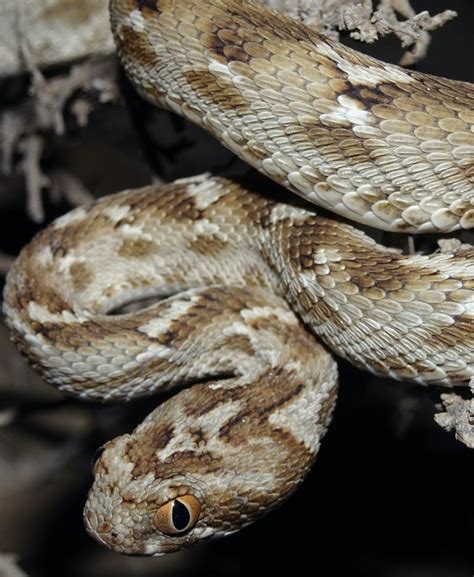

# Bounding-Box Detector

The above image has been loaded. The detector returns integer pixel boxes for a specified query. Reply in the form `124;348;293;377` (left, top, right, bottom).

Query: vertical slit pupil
172;499;191;531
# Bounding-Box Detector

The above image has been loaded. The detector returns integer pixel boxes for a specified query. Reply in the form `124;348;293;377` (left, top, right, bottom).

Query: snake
2;0;473;557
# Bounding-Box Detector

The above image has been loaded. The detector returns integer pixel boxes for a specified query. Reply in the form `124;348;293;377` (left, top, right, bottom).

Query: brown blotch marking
112;186;205;224
16;282;70;315
340;82;393;107
161;450;221;474
211;6;390;167
69;261;93;291
128;434;222;477
171;192;206;221
185;384;244;419
8;242;72;314
97;521;113;534
190;427;207;446
155;327;178;346
22;313;178;389
272;214;455;333
279;214;474;379
242;313;283;333
202;27;250;64
223;45;250;63
242;269;272;289
118;25;157;67
205;0;314;65
217;334;256;357
317;393;337;430
118;237;155;258
184;70;249;113
424;315;473;352
186;233;228;257
153;422;175;450
224;0;312;43
49;232;70;258
257;92;377;170
218;369;305;441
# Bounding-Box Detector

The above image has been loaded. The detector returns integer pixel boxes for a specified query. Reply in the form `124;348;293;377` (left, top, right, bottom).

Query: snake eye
153;495;201;535
91;445;105;473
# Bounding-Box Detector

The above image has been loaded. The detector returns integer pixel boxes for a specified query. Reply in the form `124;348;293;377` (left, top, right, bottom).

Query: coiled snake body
3;0;474;556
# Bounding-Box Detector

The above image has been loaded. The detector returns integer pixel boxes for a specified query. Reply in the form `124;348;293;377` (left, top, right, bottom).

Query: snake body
110;0;474;233
2;0;474;557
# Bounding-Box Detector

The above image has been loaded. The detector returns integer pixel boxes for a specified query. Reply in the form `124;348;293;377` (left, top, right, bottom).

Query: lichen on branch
263;0;457;65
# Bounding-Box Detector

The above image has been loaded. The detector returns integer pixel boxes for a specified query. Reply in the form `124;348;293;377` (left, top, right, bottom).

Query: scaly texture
2;0;474;557
3;176;474;554
110;0;474;233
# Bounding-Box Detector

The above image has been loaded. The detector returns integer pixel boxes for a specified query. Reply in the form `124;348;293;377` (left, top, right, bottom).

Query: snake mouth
83;510;110;547
83;507;126;554
84;522;136;555
83;499;170;556
83;512;108;548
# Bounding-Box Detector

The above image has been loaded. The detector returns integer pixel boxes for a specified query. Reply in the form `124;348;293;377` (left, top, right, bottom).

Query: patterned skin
110;0;474;233
2;0;473;556
3;176;473;553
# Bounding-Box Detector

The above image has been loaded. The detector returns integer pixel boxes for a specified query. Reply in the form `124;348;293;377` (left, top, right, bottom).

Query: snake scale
2;0;474;556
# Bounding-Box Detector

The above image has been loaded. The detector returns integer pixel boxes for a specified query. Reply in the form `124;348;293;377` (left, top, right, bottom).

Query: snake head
83;376;330;555
84;433;211;555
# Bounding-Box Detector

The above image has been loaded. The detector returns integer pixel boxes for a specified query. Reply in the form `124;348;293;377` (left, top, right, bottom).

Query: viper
3;0;473;556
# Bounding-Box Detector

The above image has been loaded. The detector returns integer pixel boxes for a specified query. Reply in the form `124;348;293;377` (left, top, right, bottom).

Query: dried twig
435;389;474;449
49;170;94;207
0;54;119;222
264;0;457;65
0;554;29;577
18;135;48;223
0;2;121;222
